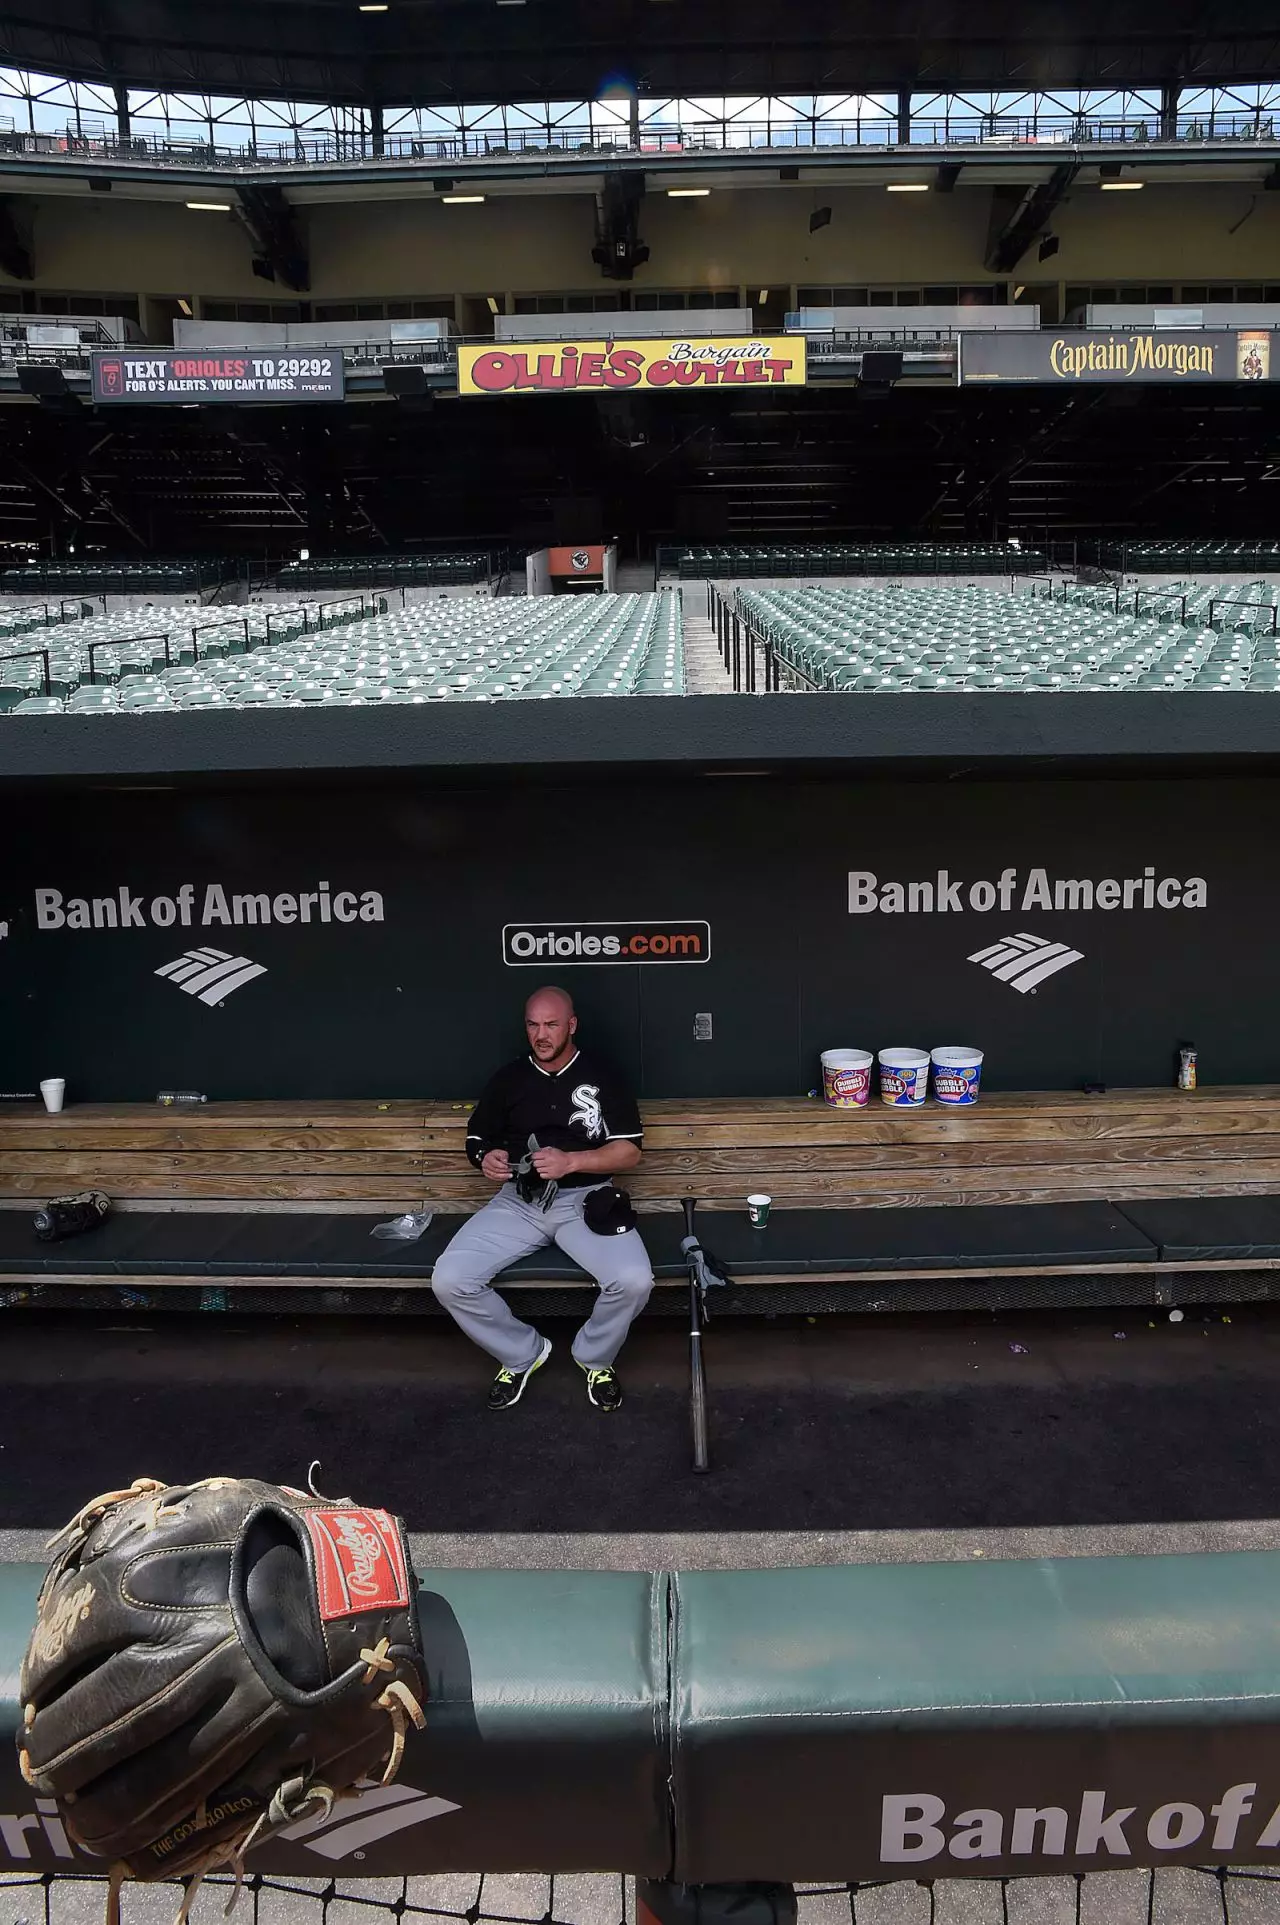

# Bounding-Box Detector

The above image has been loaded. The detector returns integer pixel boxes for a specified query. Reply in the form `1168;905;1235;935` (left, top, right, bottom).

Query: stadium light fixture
1101;179;1144;190
442;194;486;203
668;188;710;197
186;201;232;212
486;295;501;314
886;182;928;193
358;5;389;11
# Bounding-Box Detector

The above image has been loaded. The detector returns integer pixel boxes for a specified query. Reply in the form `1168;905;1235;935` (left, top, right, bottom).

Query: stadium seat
740;579;1280;693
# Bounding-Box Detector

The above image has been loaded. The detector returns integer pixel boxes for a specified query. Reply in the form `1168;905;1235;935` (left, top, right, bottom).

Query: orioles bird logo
570;1084;604;1140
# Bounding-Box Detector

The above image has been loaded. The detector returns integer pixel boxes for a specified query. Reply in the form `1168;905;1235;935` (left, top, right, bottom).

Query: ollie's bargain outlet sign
457;337;806;394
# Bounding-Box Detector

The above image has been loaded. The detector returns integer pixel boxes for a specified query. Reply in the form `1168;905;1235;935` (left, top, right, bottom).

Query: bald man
431;986;653;1412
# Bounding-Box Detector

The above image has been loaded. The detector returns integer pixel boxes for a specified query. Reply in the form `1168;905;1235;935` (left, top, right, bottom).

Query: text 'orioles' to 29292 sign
91;349;347;403
458;336;807;394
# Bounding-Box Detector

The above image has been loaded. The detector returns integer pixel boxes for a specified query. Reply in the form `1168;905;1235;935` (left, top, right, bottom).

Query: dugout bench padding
1117;1193;1280;1263
0;1201;1158;1284
688;1202;1157;1276
668;1554;1280;1880
8;1552;1280;1881
0;1210;694;1283
0;1562;673;1876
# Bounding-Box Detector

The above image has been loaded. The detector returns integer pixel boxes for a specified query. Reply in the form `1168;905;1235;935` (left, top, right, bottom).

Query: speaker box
17;365;71;397
382;364;431;398
860;351;903;387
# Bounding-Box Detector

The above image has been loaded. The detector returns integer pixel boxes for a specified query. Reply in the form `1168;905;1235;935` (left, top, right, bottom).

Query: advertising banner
91;348;346;404
458;336;806;395
0;774;1273;1099
959;327;1273;385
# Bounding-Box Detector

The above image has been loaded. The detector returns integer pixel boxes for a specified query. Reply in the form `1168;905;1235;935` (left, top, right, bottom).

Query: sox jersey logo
570;1083;605;1140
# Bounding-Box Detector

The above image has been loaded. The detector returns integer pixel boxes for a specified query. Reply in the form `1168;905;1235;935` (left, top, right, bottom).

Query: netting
3;1864;1280;1925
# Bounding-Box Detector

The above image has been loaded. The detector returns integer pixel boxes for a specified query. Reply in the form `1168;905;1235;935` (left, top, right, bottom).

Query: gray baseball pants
431;1182;654;1371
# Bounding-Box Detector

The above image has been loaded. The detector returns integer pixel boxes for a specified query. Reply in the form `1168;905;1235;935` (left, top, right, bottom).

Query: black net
2;1864;1279;1925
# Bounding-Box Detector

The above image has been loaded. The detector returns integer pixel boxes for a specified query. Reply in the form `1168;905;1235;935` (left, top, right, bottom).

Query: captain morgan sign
960;328;1273;385
458;336;806;394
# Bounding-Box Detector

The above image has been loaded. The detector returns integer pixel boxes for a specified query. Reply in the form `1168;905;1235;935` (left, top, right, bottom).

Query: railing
85;632;178;681
2;109;1279;172
0;646;51;695
708;586;783;693
1208;596;1279;634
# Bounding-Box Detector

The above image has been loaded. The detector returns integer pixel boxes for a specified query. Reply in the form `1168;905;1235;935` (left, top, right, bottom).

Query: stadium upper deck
10;0;1280;109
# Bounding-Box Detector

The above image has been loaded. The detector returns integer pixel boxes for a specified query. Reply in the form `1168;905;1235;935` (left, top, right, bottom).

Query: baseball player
431;985;653;1412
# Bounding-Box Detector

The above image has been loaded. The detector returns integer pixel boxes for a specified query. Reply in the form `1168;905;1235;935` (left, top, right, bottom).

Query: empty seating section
742;581;1280;691
279;554;497;592
665;542;1046;581
5;593;684;712
2;600;375;713
1102;539;1280;574
2;560;212;596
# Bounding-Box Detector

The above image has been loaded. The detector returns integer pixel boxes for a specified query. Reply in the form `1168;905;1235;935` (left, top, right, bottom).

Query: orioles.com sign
459;337;806;395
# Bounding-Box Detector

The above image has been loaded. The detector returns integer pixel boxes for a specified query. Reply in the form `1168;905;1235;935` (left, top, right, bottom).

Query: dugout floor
3;1304;1280;1555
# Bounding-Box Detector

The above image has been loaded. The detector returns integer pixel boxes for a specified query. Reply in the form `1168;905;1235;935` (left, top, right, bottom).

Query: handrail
86;631;175;681
3;107;1279;170
0;645;51;695
1208;596;1280;634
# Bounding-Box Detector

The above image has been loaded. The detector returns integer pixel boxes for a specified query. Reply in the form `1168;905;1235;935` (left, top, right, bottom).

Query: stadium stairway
681;601;733;694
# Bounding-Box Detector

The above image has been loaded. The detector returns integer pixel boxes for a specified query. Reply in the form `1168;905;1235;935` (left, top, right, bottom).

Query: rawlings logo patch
303;1508;410;1621
29;1582;94;1666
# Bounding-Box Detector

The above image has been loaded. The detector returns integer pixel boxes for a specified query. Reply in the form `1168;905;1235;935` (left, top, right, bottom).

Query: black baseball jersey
465;1048;643;1189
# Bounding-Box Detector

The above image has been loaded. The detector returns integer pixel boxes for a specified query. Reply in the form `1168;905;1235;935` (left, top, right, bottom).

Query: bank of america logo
282;1783;461;1859
155;947;267;1005
968;932;1085;994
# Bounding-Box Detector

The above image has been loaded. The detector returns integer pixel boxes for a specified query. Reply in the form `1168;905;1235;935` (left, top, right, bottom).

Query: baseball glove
17;1475;426;1916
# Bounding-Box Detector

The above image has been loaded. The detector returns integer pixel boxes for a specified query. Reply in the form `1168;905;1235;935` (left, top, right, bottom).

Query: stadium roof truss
2;0;1280;121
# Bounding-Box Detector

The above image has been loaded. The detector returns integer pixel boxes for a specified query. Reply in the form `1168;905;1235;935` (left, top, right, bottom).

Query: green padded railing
4;1553;1280;1882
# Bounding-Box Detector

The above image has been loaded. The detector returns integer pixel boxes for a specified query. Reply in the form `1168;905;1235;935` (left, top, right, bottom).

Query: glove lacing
102;1663;427;1925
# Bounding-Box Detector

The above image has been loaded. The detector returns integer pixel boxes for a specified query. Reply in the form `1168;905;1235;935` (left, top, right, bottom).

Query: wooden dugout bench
1;1085;1280;1291
4;1087;1280;1466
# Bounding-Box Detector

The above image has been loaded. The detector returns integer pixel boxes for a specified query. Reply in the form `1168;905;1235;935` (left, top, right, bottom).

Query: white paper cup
820;1048;873;1108
40;1078;65;1114
931;1047;984;1105
878;1048;930;1106
747;1193;772;1228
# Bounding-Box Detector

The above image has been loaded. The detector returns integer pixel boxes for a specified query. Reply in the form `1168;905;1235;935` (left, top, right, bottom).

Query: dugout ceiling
6;0;1280;105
